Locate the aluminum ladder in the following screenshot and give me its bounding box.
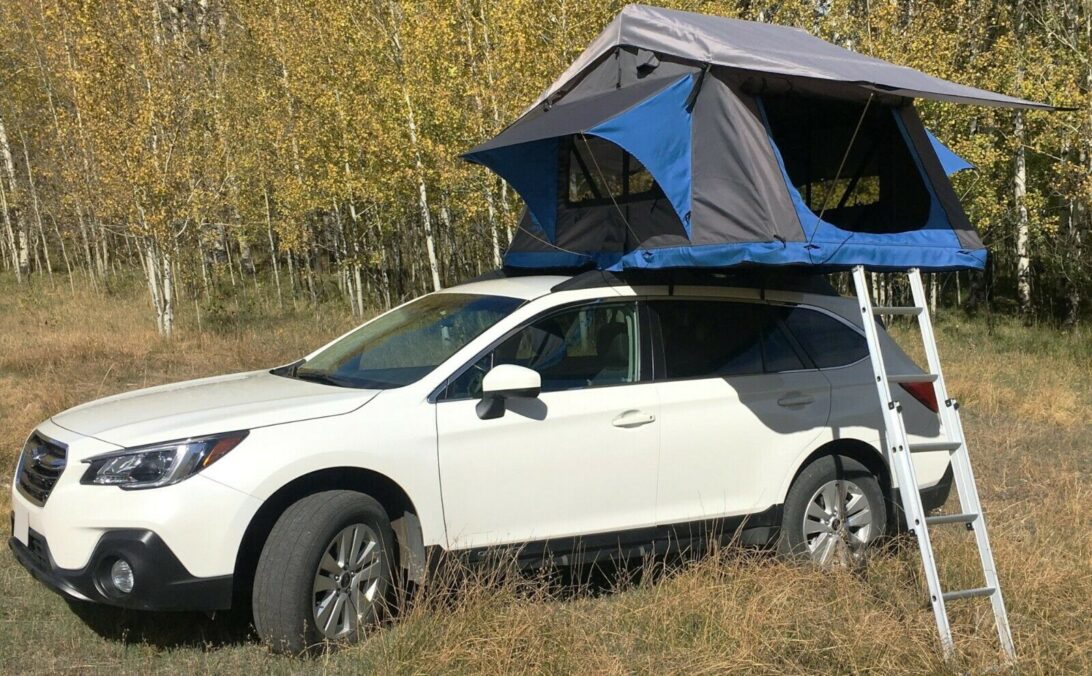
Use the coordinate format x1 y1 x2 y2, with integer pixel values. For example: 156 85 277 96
851 266 1014 661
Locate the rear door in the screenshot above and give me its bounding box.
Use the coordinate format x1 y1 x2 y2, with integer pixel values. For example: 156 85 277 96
649 299 832 525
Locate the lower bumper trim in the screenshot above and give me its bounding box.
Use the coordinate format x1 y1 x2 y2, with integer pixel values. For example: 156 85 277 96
9 528 233 612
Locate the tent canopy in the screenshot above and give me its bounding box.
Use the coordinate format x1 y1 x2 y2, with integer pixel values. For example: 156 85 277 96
464 5 1051 273
531 4 1053 112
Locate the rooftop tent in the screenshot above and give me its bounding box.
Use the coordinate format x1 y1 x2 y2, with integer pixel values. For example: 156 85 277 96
464 4 1052 273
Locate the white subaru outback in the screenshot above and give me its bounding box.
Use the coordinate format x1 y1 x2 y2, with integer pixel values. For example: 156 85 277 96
10 271 952 653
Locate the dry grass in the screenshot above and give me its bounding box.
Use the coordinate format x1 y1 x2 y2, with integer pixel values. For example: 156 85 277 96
0 275 1089 674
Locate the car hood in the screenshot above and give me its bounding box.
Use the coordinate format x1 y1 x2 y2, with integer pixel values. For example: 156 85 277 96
51 370 379 452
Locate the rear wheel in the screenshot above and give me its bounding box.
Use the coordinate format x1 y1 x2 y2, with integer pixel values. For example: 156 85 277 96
778 455 886 566
252 490 395 654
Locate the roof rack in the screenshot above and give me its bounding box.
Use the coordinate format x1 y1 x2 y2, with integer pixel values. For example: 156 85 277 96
550 268 839 296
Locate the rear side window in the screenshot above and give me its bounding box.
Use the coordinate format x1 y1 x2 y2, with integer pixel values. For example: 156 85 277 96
782 308 868 368
650 300 804 379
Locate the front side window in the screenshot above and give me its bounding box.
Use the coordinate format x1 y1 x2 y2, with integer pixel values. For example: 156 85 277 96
650 300 806 379
294 293 522 389
782 308 869 368
444 302 640 399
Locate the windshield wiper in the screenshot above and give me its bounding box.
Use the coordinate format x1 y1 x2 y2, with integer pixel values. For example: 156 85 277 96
293 371 360 388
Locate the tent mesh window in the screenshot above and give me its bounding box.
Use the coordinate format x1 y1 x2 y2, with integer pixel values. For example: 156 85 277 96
564 136 663 207
762 96 932 235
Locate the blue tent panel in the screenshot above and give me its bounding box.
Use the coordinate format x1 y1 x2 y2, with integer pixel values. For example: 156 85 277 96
926 130 974 175
586 74 695 235
469 138 560 240
465 75 694 240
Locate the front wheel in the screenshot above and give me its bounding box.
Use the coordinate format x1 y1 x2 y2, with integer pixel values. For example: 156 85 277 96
777 454 887 566
252 490 395 654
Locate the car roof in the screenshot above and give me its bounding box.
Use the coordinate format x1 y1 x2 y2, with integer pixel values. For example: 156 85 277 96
436 275 569 301
440 269 841 302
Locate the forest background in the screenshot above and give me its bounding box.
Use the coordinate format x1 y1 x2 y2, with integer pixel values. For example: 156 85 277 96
0 0 1088 334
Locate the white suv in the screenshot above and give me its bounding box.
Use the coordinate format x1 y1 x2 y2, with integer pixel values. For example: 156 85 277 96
10 271 952 653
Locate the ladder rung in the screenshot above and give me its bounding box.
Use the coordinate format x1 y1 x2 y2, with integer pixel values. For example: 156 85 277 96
942 586 996 602
926 512 979 525
888 373 938 384
908 441 961 453
872 306 924 316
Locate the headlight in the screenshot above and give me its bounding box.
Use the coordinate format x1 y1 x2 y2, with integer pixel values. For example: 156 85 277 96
80 431 248 490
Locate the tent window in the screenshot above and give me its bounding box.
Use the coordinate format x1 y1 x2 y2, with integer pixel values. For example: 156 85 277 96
566 136 661 206
762 96 932 234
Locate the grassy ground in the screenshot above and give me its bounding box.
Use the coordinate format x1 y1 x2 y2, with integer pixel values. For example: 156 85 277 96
0 275 1089 674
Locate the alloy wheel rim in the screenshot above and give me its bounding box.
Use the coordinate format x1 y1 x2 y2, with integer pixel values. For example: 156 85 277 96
312 523 383 639
802 479 874 565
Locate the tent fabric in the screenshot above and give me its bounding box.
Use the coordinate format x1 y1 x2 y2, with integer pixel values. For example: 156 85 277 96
464 5 1041 274
465 74 696 236
529 4 1053 113
926 130 975 174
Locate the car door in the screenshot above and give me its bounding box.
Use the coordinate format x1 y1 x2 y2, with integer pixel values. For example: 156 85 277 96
435 300 661 552
649 299 832 526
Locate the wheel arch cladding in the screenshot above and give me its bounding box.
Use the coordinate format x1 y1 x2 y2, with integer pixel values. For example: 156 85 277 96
786 440 895 526
233 467 425 604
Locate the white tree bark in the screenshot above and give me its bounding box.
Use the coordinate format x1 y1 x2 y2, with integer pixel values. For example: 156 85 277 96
20 133 52 277
402 86 442 291
0 173 18 282
1014 109 1031 316
0 114 29 280
143 237 175 337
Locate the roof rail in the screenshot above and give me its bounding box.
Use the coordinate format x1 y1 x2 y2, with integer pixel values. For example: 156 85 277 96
550 268 839 295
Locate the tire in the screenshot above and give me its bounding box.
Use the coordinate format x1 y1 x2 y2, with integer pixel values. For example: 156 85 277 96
777 454 887 566
252 490 395 654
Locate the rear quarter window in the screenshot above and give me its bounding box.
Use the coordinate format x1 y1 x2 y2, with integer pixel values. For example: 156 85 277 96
782 307 869 368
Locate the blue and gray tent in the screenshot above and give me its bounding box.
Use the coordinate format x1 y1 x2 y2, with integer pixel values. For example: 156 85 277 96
463 4 1053 273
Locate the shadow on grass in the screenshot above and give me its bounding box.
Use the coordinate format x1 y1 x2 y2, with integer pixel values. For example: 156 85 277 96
64 537 902 654
66 601 257 650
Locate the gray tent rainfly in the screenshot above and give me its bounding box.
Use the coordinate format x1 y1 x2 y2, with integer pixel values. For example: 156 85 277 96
463 4 1054 273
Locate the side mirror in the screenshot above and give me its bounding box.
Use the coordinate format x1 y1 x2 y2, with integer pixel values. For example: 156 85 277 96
476 365 541 420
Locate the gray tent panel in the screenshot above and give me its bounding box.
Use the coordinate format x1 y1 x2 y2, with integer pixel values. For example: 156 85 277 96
529 4 1053 113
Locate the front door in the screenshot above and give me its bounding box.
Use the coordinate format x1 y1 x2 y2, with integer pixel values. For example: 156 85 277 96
648 299 832 525
435 300 660 551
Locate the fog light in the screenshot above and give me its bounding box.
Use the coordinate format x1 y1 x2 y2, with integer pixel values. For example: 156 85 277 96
110 559 134 594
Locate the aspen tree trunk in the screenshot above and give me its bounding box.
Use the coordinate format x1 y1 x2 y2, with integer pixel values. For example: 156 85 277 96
1014 109 1031 318
0 115 30 280
263 187 283 309
20 133 52 278
929 273 938 315
0 176 18 283
477 8 515 244
458 10 503 267
1014 0 1032 319
143 238 175 337
402 87 442 292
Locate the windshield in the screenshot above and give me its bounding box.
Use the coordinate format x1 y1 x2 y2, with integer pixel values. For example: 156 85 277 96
292 293 523 389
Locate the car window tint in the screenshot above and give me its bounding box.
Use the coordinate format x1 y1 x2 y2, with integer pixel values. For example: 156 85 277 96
762 322 806 372
445 302 639 398
651 301 763 378
782 308 869 368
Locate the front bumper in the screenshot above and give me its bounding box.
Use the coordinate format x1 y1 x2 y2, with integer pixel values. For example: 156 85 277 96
9 527 233 611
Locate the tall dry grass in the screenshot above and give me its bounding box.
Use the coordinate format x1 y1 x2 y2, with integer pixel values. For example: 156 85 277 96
0 275 1089 674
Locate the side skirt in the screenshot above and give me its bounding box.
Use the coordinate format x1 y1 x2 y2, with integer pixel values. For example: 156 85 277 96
429 504 782 572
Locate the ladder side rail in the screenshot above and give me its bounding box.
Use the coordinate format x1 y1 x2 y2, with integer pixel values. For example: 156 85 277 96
852 267 954 657
907 271 978 517
908 272 1016 661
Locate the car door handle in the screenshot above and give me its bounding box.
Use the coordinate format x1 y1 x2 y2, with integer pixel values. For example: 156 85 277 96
777 393 815 407
612 410 656 428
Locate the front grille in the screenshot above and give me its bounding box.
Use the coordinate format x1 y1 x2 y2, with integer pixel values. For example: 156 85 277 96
17 433 67 506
